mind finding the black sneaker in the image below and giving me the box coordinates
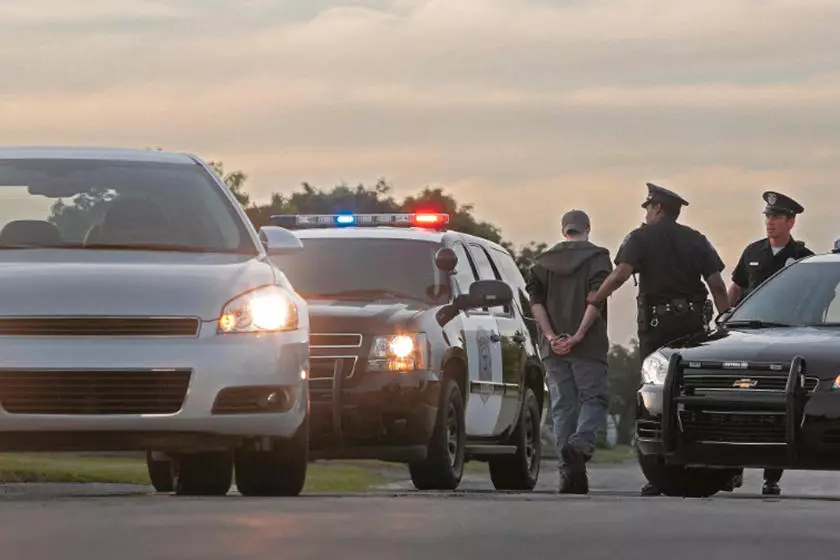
[640,482,661,496]
[560,444,589,494]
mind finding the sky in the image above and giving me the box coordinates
[2,0,840,345]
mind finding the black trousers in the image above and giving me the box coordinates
[639,308,783,486]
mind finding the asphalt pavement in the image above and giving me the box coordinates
[2,461,840,559]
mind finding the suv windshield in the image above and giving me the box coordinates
[273,237,451,306]
[0,158,255,254]
[727,261,840,326]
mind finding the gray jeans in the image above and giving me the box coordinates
[545,355,609,468]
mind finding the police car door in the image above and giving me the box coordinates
[447,241,506,438]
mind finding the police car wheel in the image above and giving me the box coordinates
[234,417,308,497]
[146,450,174,493]
[409,377,465,490]
[488,387,541,490]
[636,447,731,498]
[172,451,233,496]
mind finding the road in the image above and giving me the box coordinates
[2,462,840,559]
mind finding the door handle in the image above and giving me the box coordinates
[489,333,502,343]
[512,334,525,344]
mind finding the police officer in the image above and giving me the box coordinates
[727,190,813,496]
[586,182,732,496]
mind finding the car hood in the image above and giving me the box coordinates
[307,299,427,334]
[0,250,274,320]
[663,326,840,377]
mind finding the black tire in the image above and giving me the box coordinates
[235,418,308,497]
[173,451,233,496]
[636,445,735,498]
[488,387,541,490]
[146,450,173,493]
[409,377,465,490]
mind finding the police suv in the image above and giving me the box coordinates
[270,212,547,490]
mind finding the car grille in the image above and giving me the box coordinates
[680,410,786,444]
[309,358,357,381]
[309,333,362,348]
[0,369,191,415]
[683,372,819,393]
[0,317,200,337]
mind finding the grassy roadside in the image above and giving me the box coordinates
[0,454,388,492]
[0,445,633,489]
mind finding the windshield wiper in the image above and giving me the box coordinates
[305,289,430,303]
[723,320,796,328]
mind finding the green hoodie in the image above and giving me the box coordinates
[525,240,613,364]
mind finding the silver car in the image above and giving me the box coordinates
[0,147,309,496]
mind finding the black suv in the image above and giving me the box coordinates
[270,212,547,491]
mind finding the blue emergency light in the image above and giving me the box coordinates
[269,212,450,230]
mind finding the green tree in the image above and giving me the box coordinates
[607,339,641,445]
[208,160,250,207]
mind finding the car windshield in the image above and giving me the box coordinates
[0,158,255,254]
[726,261,840,326]
[273,237,451,306]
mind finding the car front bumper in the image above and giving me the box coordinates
[308,368,440,462]
[636,357,840,470]
[0,328,308,452]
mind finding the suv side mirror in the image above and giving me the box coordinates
[436,279,513,326]
[259,226,303,255]
[435,247,458,273]
[715,309,733,325]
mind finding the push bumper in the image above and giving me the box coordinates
[636,353,840,470]
[309,367,440,462]
[0,329,309,452]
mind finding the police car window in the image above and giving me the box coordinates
[450,242,477,293]
[469,243,507,313]
[272,237,451,306]
[728,262,840,326]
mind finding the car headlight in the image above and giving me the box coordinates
[641,351,669,385]
[368,333,428,372]
[217,285,299,334]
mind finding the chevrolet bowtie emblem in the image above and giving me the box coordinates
[733,378,758,389]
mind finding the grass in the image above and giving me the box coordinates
[0,453,388,492]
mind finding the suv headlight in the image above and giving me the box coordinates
[368,333,428,372]
[641,351,669,385]
[218,285,299,334]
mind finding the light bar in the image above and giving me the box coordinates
[269,213,450,230]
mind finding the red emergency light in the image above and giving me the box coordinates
[269,212,450,230]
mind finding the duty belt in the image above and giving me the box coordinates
[647,299,708,328]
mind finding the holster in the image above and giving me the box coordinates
[636,295,651,333]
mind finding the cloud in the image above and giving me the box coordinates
[2,0,840,344]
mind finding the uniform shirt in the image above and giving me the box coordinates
[615,219,725,305]
[731,237,813,302]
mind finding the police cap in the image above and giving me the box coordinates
[642,182,689,209]
[762,191,804,217]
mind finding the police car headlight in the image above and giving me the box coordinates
[218,285,299,334]
[368,333,428,372]
[641,351,669,385]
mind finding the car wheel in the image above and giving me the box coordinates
[636,445,734,498]
[172,451,233,496]
[146,450,173,493]
[409,377,465,490]
[234,417,308,497]
[488,387,541,490]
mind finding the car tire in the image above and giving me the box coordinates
[636,445,735,498]
[173,451,233,496]
[488,387,541,490]
[409,377,465,490]
[146,450,173,493]
[234,417,308,497]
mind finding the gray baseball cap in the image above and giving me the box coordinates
[561,209,590,235]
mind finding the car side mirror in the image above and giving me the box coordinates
[259,226,303,255]
[715,309,732,325]
[435,247,458,274]
[435,279,513,327]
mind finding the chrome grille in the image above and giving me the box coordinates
[0,317,200,337]
[683,372,819,393]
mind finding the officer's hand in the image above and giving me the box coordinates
[586,291,598,305]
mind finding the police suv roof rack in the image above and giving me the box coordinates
[269,212,450,230]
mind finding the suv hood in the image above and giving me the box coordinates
[0,250,274,320]
[307,299,427,334]
[664,326,840,377]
